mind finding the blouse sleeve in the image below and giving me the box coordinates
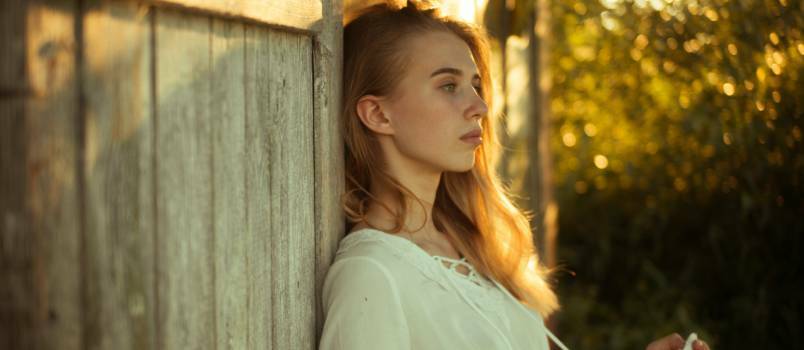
[319,256,411,350]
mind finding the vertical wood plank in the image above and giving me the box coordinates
[312,0,344,342]
[0,98,40,350]
[154,8,215,350]
[0,7,26,331]
[210,18,247,350]
[5,1,82,349]
[530,0,557,267]
[499,35,531,197]
[245,26,317,350]
[81,1,156,349]
[243,25,273,349]
[254,29,316,350]
[0,0,27,93]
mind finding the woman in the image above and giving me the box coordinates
[320,2,711,350]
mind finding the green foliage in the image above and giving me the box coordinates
[544,0,803,348]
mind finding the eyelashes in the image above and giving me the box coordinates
[440,82,483,94]
[440,83,457,92]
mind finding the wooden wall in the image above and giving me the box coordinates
[0,0,344,349]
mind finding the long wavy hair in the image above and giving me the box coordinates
[341,1,560,318]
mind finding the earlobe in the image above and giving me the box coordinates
[356,95,395,136]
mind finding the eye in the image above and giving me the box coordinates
[441,83,457,93]
[472,85,483,94]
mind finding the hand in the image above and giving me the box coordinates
[645,333,710,350]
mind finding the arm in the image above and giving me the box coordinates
[320,257,411,350]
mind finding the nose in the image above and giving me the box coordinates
[467,93,488,120]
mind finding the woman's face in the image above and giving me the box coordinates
[381,30,488,174]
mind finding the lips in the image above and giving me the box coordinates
[460,129,482,139]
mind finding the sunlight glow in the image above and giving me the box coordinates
[728,43,738,55]
[722,82,735,96]
[584,123,599,137]
[594,155,609,169]
[563,132,577,147]
[769,32,780,45]
[438,0,487,23]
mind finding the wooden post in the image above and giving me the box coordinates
[313,0,345,343]
[529,0,557,269]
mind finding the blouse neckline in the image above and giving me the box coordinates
[340,228,489,287]
[337,227,571,350]
[348,227,462,260]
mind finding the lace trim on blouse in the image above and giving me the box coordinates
[337,228,570,350]
[433,256,482,284]
[337,229,505,313]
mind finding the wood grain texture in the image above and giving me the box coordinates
[210,17,248,350]
[3,2,331,348]
[0,1,82,349]
[152,0,322,32]
[262,29,316,350]
[81,1,156,349]
[243,24,273,350]
[312,0,344,342]
[154,8,215,349]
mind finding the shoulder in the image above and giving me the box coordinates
[333,228,407,264]
[322,234,406,307]
[327,228,456,292]
[324,229,418,288]
[324,256,398,292]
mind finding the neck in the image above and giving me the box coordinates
[365,172,441,235]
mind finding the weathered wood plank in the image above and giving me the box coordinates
[0,0,27,93]
[151,0,322,32]
[243,25,317,350]
[0,1,81,349]
[210,17,248,350]
[530,0,557,267]
[80,1,156,349]
[0,0,30,333]
[258,29,316,350]
[0,98,40,350]
[312,0,344,342]
[154,8,215,349]
[243,24,273,349]
[28,2,81,349]
[4,1,341,349]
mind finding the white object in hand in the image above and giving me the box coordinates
[682,333,698,350]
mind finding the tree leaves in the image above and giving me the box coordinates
[525,0,803,348]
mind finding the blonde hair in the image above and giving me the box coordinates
[341,1,560,318]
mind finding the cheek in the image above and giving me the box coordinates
[401,91,455,126]
[394,100,453,145]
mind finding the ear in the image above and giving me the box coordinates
[355,95,395,136]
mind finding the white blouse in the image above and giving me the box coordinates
[319,228,569,350]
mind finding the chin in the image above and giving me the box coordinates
[445,159,476,173]
[432,151,477,173]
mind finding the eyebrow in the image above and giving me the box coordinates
[430,67,481,80]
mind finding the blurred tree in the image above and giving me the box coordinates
[542,0,803,349]
[485,0,561,270]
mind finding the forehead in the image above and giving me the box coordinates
[402,31,479,77]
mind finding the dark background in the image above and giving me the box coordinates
[545,1,802,348]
